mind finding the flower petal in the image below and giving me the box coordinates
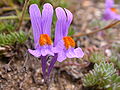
[28,49,41,57]
[103,8,120,20]
[54,7,67,46]
[103,9,113,20]
[74,47,84,58]
[63,8,73,36]
[41,49,48,56]
[29,4,42,48]
[105,0,114,8]
[52,39,64,53]
[115,14,120,20]
[66,48,76,58]
[66,48,84,58]
[57,51,66,62]
[42,3,53,36]
[41,45,54,56]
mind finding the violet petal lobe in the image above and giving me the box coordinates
[42,3,53,36]
[115,14,120,20]
[66,48,84,58]
[54,7,67,46]
[103,10,113,20]
[66,48,76,58]
[74,47,84,58]
[105,0,114,8]
[41,46,54,56]
[63,8,73,36]
[53,40,64,53]
[57,51,66,62]
[104,8,120,20]
[29,4,42,48]
[28,49,41,57]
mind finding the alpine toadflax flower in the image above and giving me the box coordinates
[53,7,84,62]
[28,3,84,79]
[103,0,120,20]
[28,3,54,80]
[47,7,84,77]
[28,3,54,57]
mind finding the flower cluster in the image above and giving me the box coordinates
[103,0,120,20]
[28,3,84,80]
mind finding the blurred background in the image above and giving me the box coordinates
[0,0,120,90]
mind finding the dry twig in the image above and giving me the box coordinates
[73,20,120,37]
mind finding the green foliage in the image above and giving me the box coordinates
[0,23,5,32]
[110,56,120,69]
[112,42,120,54]
[46,0,67,7]
[89,52,106,63]
[115,0,120,4]
[0,22,15,32]
[82,62,120,90]
[110,42,120,69]
[30,0,40,5]
[107,74,120,90]
[29,0,67,8]
[0,20,27,46]
[0,31,27,46]
[68,26,75,36]
[17,0,24,4]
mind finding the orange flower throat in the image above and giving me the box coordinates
[110,8,118,13]
[110,8,119,14]
[39,34,52,46]
[63,36,75,49]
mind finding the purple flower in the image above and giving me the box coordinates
[28,4,84,79]
[103,0,120,20]
[53,7,84,62]
[28,3,54,80]
[47,7,84,77]
[28,3,54,57]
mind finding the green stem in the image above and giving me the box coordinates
[0,16,30,20]
[16,0,30,30]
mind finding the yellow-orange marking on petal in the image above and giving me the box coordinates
[63,36,75,49]
[110,8,119,13]
[39,34,52,46]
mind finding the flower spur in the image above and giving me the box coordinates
[28,3,54,80]
[103,0,120,20]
